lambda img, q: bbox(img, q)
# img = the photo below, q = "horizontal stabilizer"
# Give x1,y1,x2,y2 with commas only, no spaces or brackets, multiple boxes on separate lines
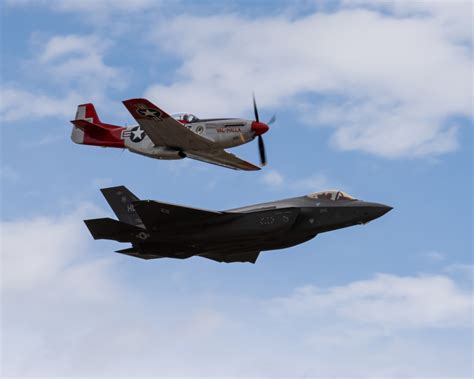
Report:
71,119,110,134
84,218,143,241
132,200,223,229
70,120,124,147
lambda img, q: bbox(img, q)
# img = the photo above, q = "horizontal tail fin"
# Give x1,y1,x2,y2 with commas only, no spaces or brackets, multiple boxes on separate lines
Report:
70,119,124,147
84,217,143,241
71,102,124,147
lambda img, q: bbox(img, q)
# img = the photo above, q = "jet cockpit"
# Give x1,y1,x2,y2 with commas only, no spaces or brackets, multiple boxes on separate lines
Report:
307,190,357,201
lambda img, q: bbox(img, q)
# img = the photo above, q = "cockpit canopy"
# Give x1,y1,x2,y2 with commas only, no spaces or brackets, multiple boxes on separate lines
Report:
172,113,199,123
307,190,357,201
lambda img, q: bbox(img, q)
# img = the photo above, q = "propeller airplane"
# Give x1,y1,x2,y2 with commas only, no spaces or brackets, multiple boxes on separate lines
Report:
70,96,273,171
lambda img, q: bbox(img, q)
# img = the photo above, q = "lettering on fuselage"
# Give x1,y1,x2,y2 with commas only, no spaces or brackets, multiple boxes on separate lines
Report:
259,216,275,225
217,127,242,133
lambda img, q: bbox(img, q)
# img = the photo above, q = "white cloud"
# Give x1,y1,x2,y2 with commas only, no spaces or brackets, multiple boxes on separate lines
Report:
145,6,472,158
343,0,473,43
260,169,284,187
1,204,105,293
1,34,124,122
35,35,127,96
0,87,81,122
2,207,472,376
269,273,472,329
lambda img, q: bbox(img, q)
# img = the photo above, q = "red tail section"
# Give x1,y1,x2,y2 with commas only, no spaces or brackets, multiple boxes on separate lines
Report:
75,103,101,124
71,103,124,147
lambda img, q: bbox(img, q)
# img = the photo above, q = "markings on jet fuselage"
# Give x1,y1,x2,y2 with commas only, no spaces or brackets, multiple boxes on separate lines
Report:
136,232,150,240
259,216,275,225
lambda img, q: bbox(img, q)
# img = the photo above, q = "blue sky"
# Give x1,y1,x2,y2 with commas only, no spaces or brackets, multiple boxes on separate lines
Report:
1,1,472,377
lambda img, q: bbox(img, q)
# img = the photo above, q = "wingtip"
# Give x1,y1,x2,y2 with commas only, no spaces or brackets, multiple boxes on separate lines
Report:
122,98,146,105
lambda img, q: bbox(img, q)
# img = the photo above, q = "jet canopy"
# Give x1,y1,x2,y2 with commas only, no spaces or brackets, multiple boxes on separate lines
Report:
172,113,199,123
307,190,357,201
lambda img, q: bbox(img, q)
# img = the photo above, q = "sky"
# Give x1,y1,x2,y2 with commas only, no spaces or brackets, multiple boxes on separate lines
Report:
1,0,472,377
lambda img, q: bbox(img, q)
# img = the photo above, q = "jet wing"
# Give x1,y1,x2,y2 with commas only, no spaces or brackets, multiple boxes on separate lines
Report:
200,250,261,264
115,247,162,260
132,199,223,229
185,149,260,171
122,98,214,150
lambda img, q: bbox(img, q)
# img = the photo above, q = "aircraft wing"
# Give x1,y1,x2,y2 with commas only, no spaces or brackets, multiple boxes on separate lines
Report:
132,199,223,229
185,149,260,171
122,98,214,150
200,250,261,264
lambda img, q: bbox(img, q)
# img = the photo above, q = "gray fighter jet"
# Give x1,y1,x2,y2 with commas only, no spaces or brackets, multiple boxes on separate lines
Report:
85,186,392,263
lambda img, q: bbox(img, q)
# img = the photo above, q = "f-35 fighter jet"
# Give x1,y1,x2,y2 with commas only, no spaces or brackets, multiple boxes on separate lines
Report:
85,186,392,263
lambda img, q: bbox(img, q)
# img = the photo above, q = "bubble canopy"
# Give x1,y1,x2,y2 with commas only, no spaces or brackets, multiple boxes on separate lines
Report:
172,113,199,123
306,190,357,201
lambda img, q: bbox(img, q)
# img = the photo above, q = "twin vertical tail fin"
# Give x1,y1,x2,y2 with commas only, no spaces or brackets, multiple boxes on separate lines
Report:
70,103,125,147
100,186,145,228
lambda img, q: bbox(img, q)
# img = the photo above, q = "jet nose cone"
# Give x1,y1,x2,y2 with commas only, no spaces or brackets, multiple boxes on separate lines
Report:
379,205,393,216
360,203,393,223
251,121,269,136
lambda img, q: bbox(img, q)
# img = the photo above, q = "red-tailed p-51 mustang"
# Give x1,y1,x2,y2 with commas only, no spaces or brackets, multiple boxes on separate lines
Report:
70,96,274,171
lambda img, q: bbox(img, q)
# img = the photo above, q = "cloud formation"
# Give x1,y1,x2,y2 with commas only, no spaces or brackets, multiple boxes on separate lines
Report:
2,208,472,377
146,4,472,158
1,34,123,122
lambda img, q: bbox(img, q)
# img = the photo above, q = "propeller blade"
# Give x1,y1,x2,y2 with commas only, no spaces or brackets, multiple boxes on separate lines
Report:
267,114,276,125
258,135,267,166
252,93,259,122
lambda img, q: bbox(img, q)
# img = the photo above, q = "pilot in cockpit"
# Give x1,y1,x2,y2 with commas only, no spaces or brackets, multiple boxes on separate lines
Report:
173,113,199,123
307,190,357,201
